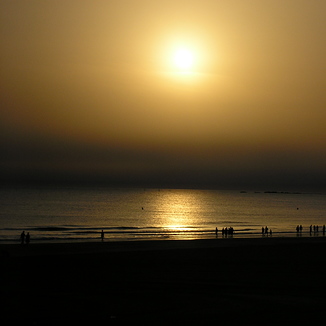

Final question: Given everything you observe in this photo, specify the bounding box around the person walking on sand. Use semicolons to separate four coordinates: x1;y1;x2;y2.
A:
20;231;25;245
25;232;30;246
101;230;104;242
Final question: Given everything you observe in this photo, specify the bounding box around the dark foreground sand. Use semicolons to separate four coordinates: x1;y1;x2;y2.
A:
1;237;326;325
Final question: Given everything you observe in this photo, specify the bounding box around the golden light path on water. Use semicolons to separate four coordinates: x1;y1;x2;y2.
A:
150;190;206;237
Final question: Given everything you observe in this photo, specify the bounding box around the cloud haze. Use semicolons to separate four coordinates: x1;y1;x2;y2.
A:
1;1;325;190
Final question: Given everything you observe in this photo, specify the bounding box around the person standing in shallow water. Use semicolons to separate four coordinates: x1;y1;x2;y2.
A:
101;230;104;242
20;231;25;245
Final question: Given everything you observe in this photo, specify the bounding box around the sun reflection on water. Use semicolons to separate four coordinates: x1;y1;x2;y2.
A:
150;189;206;233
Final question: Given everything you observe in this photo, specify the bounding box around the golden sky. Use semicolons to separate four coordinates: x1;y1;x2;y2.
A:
1;0;325;189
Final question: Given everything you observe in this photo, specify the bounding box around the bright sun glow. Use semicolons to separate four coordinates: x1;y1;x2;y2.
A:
173;48;194;70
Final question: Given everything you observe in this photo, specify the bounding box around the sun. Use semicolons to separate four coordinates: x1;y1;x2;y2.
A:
173;48;194;70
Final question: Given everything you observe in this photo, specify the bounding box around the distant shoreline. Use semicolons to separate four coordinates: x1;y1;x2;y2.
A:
1;229;325;246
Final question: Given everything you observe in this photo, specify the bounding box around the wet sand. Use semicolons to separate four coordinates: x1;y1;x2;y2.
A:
2;236;326;325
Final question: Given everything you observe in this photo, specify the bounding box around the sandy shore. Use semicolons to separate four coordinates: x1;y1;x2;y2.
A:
2;236;326;325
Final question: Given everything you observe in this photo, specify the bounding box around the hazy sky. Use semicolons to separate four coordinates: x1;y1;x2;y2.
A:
1;0;325;189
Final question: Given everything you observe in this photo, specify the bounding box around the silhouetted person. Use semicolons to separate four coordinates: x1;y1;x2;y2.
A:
296;225;300;233
265;226;268;234
323;225;325;235
300;225;303;232
310;225;312;234
25;232;30;246
215;227;218;236
270;229;272;236
20;231;25;245
101;230;104;241
262;227;265;235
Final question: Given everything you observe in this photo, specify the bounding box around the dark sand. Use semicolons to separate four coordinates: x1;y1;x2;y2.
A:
1;237;326;325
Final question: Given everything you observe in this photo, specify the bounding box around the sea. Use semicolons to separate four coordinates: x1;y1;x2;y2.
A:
0;187;325;244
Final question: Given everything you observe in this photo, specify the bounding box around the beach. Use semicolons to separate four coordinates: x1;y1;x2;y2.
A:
2;236;326;325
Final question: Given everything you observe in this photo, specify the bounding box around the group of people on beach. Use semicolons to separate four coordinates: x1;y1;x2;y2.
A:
295;225;325;235
309;225;325;235
216;225;325;238
20;231;30;245
262;226;272;236
296;225;303;233
215;227;235;236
